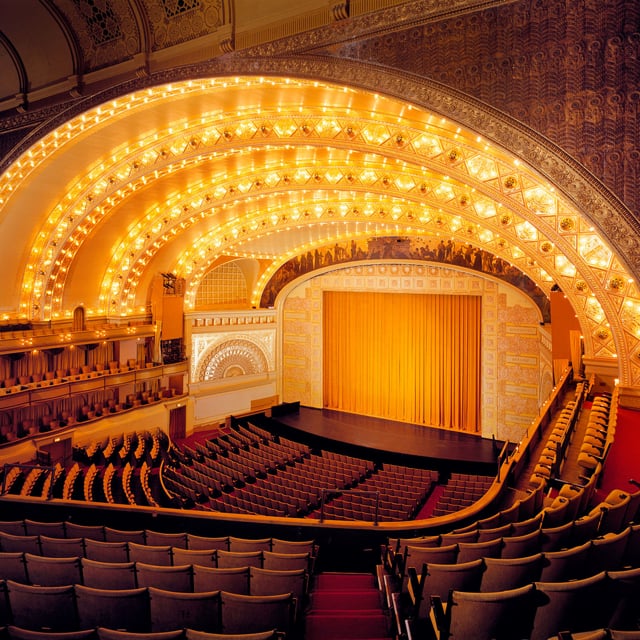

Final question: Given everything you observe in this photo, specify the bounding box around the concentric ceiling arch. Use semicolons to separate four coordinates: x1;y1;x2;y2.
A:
0;56;639;383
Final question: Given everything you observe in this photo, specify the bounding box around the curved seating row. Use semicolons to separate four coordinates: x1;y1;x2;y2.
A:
425;568;640;640
0;523;316;555
0;554;308;617
384;481;640;582
0;542;313;573
0;580;295;637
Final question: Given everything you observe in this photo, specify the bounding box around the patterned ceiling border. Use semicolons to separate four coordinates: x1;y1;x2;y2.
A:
237;0;519;56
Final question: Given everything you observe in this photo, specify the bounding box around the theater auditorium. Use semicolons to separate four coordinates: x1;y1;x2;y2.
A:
0;1;639;638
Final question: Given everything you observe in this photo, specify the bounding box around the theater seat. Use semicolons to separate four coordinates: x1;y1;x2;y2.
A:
530;572;615;640
148;587;221;633
136;563;193;592
75;585;151;632
219;591;294;636
6;580;78;632
430;583;537;640
171;548;217;568
192;566;249;595
24;553;82;586
81;558;137;590
6;627;98;640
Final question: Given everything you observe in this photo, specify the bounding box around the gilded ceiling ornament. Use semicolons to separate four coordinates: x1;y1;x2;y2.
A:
559;217;575;231
503;176;517;189
540;241;553;253
608;276;624;290
575;280;588;292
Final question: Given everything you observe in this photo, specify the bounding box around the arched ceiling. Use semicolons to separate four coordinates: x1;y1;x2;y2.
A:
1;0;639;388
1;69;639;385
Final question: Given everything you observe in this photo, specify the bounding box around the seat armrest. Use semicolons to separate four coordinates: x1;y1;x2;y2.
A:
430;595;446;630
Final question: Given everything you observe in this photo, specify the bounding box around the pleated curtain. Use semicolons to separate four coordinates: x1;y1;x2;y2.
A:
323;291;481;432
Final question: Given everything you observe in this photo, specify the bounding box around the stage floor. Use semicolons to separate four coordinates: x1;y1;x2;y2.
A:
272;406;501;471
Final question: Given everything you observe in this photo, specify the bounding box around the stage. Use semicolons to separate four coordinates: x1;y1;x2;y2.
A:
268;405;502;474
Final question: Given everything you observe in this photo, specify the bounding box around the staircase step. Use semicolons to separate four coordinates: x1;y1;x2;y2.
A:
311;589;382;610
304;612;389;640
314;572;377;590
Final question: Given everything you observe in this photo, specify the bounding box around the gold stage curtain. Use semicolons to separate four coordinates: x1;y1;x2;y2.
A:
323;291;481;432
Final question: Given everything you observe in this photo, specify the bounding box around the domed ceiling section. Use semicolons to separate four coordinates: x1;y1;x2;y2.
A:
0;75;639;383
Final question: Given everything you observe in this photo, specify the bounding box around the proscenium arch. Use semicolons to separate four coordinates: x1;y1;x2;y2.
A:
0;57;639;384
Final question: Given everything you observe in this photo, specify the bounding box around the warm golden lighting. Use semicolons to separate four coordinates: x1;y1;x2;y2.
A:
0;76;638;381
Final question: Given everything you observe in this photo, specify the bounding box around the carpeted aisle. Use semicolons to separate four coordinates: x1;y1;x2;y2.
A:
304;573;392;640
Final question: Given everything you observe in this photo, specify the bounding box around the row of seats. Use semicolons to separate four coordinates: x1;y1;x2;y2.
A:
0;554;308;609
0;522;316;553
2;361;147;391
74;429;168;467
0;540;313;573
0;384;179;445
401;522;638;583
401;522;640;611
577;393;617;475
383;479;640;596
424;568;640;640
0;626;283;640
528;381;589;489
0;580;296;636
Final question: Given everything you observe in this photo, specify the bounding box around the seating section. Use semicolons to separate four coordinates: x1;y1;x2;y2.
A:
164;422;437;522
0;359;181;444
527;380;589;489
1;430;171;507
0;382;636;638
379;455;640;639
0;524;315;637
430;472;495;517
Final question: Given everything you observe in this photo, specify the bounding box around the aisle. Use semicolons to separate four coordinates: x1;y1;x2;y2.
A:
304;572;392;640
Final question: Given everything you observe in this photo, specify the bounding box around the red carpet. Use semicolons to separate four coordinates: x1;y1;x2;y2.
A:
415;483;446;519
304;573;391;640
596;405;640;500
